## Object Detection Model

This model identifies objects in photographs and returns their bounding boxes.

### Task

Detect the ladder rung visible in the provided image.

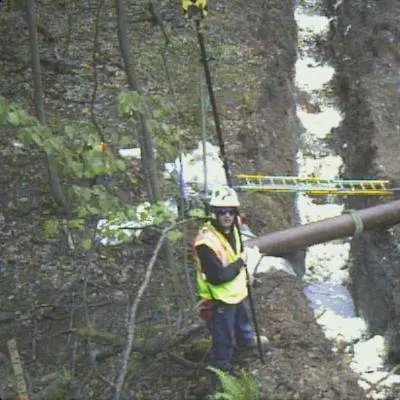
[233,175,393,196]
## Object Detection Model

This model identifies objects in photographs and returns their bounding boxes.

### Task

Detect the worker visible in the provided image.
[193,186,268,378]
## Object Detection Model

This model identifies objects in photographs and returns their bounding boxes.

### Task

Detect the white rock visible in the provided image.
[118,147,141,159]
[297,108,342,139]
[351,336,386,373]
[164,141,227,194]
[243,246,297,277]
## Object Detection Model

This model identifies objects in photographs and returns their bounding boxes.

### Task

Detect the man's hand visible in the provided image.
[241,246,264,275]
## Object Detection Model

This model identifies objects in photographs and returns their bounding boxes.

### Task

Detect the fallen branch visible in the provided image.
[7,338,29,400]
[314,309,327,322]
[58,322,206,359]
[164,351,203,370]
[364,363,400,395]
[30,375,65,400]
[40,57,79,74]
[62,219,75,250]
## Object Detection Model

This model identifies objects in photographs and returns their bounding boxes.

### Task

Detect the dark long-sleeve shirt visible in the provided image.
[196,245,244,285]
[195,228,245,285]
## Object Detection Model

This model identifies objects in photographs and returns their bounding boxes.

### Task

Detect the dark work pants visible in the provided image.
[206,299,255,371]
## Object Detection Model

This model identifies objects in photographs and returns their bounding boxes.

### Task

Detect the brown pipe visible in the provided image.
[245,199,400,255]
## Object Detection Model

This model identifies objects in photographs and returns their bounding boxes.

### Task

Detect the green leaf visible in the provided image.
[115,159,126,171]
[207,367,260,400]
[82,237,92,250]
[68,219,85,230]
[64,125,73,138]
[43,219,59,237]
[31,131,43,146]
[70,160,84,176]
[7,111,20,126]
[0,96,8,123]
[16,109,32,125]
[118,92,143,116]
[87,205,100,215]
[168,229,182,242]
[189,208,206,218]
[119,136,132,147]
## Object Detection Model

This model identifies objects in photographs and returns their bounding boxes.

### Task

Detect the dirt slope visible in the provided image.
[131,271,367,400]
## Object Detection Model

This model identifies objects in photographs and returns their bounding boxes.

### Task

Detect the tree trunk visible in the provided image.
[114,0,175,299]
[115,0,160,203]
[25,0,68,212]
[113,5,176,399]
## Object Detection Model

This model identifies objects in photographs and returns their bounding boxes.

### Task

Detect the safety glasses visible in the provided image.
[216,208,237,216]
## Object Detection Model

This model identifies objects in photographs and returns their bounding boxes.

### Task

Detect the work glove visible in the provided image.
[240,247,260,264]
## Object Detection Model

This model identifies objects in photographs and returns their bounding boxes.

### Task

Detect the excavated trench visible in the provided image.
[323,0,400,363]
[240,0,400,397]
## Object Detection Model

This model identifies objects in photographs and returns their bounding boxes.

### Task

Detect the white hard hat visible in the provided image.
[209,186,240,207]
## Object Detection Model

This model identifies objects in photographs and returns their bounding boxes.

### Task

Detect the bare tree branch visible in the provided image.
[148,0,170,45]
[113,219,194,400]
[364,364,400,395]
[164,350,202,369]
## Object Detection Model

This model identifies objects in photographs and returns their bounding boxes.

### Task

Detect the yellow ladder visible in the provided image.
[233,175,395,196]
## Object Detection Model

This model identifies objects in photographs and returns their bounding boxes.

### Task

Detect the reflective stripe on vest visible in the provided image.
[194,223,248,304]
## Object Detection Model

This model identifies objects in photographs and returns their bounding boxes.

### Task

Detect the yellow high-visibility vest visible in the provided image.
[182,0,208,18]
[194,223,248,304]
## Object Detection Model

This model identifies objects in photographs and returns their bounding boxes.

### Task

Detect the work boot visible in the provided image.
[206,373,220,399]
[205,369,224,398]
[236,335,269,353]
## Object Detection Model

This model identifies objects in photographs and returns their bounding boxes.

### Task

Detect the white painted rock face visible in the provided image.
[297,109,342,138]
[243,246,297,277]
[351,335,386,373]
[170,141,228,193]
[118,147,141,159]
[295,58,335,91]
[256,256,297,276]
[304,242,350,284]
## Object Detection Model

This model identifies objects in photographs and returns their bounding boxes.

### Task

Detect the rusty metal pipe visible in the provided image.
[245,199,400,255]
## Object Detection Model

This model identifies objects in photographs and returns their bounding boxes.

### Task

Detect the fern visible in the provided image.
[208,367,261,400]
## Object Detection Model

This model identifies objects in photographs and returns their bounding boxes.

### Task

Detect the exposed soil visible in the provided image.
[110,271,367,400]
[325,0,400,368]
